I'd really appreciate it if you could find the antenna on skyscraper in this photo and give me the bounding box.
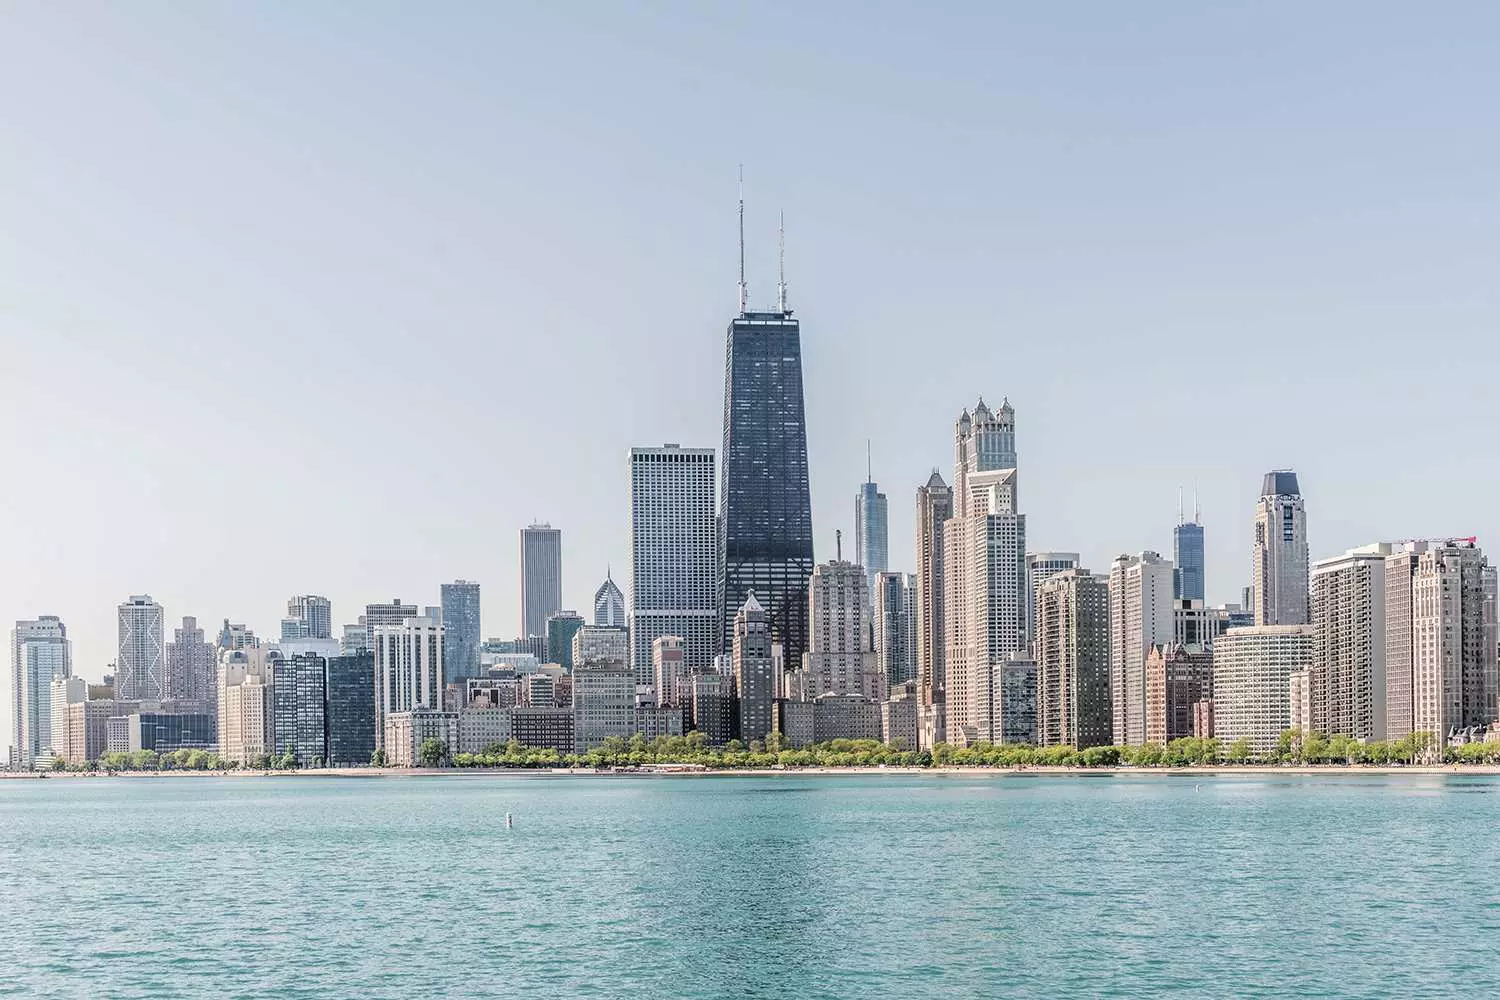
[867,439,872,483]
[1194,481,1201,524]
[836,529,843,562]
[1177,486,1184,526]
[738,165,748,314]
[778,210,788,313]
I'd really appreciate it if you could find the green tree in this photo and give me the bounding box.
[370,748,387,768]
[1227,738,1253,764]
[418,738,449,768]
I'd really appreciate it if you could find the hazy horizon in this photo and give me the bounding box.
[5,3,1499,749]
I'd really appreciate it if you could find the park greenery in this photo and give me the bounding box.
[41,728,1499,773]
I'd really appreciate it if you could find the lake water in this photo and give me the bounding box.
[1,772,1498,998]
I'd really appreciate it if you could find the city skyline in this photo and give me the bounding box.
[6,5,1500,721]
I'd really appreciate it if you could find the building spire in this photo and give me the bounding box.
[1193,481,1202,524]
[737,165,748,314]
[777,210,788,313]
[1177,485,1184,526]
[867,439,872,484]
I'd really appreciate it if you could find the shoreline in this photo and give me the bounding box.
[7,764,1500,780]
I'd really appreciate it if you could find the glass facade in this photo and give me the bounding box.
[545,612,585,670]
[1173,522,1205,602]
[272,653,328,765]
[855,480,889,598]
[717,311,815,669]
[440,580,482,685]
[326,653,375,765]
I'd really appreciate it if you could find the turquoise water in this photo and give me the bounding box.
[2,773,1498,999]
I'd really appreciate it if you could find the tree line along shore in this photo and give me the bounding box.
[30,729,1500,774]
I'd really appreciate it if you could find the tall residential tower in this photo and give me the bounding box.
[1253,471,1309,626]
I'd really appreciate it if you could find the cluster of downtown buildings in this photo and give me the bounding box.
[11,220,1500,771]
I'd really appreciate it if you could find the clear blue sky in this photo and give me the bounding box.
[3,3,1498,717]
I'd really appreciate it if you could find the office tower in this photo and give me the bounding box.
[282,595,332,641]
[944,398,1026,746]
[520,524,563,639]
[855,456,889,598]
[593,572,626,628]
[545,611,585,670]
[1310,543,1392,742]
[11,617,71,768]
[1026,552,1080,654]
[1172,599,1230,648]
[1173,493,1205,601]
[652,635,687,708]
[372,616,444,752]
[1213,625,1316,757]
[1035,569,1112,749]
[716,198,814,673]
[572,625,628,668]
[165,616,215,706]
[440,580,482,686]
[914,471,953,748]
[271,653,328,766]
[995,656,1037,745]
[733,593,773,745]
[571,661,635,753]
[362,599,416,654]
[794,559,884,702]
[1253,471,1310,626]
[117,595,165,702]
[218,649,274,766]
[1109,552,1175,746]
[326,652,376,765]
[1384,540,1498,745]
[630,445,717,686]
[1144,644,1213,745]
[873,572,916,689]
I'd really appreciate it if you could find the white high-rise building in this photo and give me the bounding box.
[1026,552,1080,656]
[1310,543,1392,742]
[652,635,688,709]
[592,573,626,628]
[572,625,629,668]
[520,524,563,639]
[1214,625,1316,757]
[943,398,1027,746]
[11,617,71,768]
[914,470,953,749]
[794,560,884,702]
[1385,540,1498,746]
[218,648,274,766]
[1253,471,1309,626]
[1108,552,1175,746]
[372,616,444,751]
[629,445,716,686]
[117,595,165,702]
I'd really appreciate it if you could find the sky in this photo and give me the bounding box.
[3,3,1499,746]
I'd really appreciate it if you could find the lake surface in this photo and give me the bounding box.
[1,772,1498,998]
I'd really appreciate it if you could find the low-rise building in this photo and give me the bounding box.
[511,707,573,755]
[384,710,459,767]
[778,693,884,748]
[635,705,686,740]
[457,706,513,754]
[572,662,635,753]
[882,680,920,750]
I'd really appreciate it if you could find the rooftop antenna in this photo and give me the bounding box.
[1193,481,1202,524]
[737,165,748,314]
[867,439,873,484]
[1177,486,1184,526]
[777,210,788,313]
[836,529,843,562]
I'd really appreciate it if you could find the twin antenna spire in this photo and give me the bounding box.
[737,166,788,315]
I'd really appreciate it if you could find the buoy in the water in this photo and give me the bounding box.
[505,812,513,829]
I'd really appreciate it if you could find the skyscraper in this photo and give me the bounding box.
[914,471,953,749]
[855,453,889,598]
[944,398,1026,746]
[1253,471,1309,626]
[593,572,626,627]
[326,652,376,766]
[791,559,883,702]
[272,653,328,766]
[440,580,482,686]
[545,610,585,670]
[630,445,717,686]
[520,524,563,639]
[1025,552,1080,656]
[362,598,416,655]
[11,617,70,768]
[165,616,216,707]
[117,595,165,702]
[1173,502,1206,603]
[1384,540,1497,746]
[1310,543,1392,742]
[282,595,332,641]
[372,616,444,752]
[1109,552,1175,746]
[717,192,814,673]
[1214,625,1316,757]
[873,571,916,689]
[217,648,274,766]
[1034,569,1111,749]
[733,593,774,745]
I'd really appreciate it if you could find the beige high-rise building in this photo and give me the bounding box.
[218,648,274,765]
[1288,669,1311,735]
[944,398,1026,746]
[1253,471,1309,626]
[1034,569,1111,749]
[1384,540,1497,746]
[651,635,687,708]
[914,471,953,749]
[794,560,883,702]
[1109,552,1175,746]
[1213,625,1315,757]
[572,625,628,668]
[1310,543,1391,741]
